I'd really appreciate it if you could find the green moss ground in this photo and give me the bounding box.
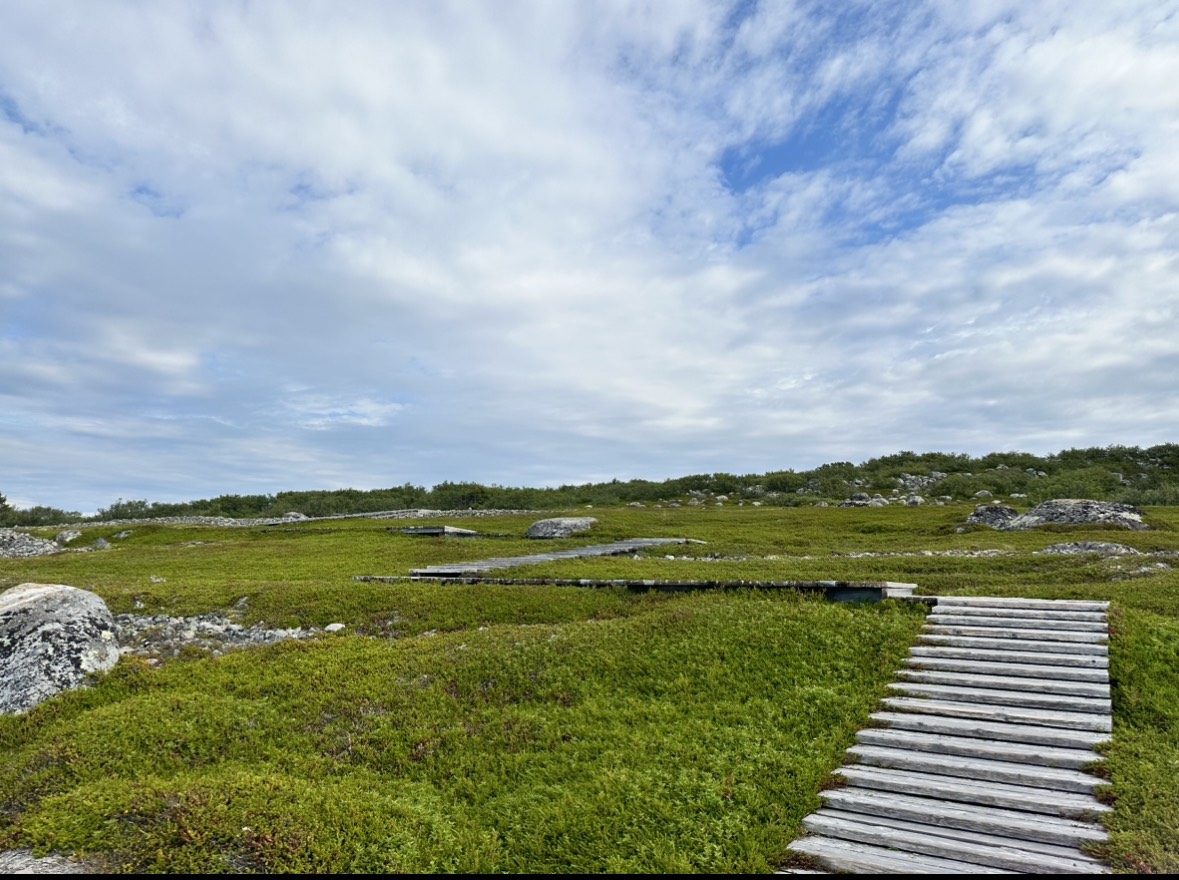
[2,503,1178,871]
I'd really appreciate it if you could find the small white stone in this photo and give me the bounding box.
[324,623,346,633]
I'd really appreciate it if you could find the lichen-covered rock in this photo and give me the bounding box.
[967,504,1019,529]
[54,530,83,545]
[0,584,119,714]
[1007,499,1149,531]
[1037,542,1142,556]
[0,529,62,559]
[526,517,598,539]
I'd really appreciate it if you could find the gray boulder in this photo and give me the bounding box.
[55,530,83,545]
[1006,499,1149,531]
[0,584,119,714]
[967,504,1019,529]
[526,517,598,539]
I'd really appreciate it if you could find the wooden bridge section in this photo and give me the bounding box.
[788,595,1113,873]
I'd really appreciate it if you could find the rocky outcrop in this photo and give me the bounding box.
[0,584,120,714]
[966,504,1019,529]
[1037,542,1142,556]
[0,529,62,559]
[967,499,1150,532]
[1006,499,1149,531]
[114,611,341,660]
[526,517,598,539]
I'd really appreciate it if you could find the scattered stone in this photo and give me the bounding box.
[866,498,889,507]
[1110,562,1172,580]
[93,538,110,551]
[974,490,993,499]
[115,611,325,659]
[112,530,133,540]
[54,530,82,545]
[905,495,925,506]
[324,623,346,633]
[1037,542,1142,556]
[966,504,1019,529]
[282,511,308,520]
[0,529,62,559]
[525,517,599,539]
[0,584,120,715]
[895,472,947,492]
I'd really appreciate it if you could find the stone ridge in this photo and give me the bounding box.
[37,508,543,530]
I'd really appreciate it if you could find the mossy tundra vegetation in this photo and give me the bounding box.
[2,457,1179,872]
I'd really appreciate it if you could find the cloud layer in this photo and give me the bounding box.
[2,1,1177,512]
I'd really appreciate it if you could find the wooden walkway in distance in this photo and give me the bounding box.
[787,595,1113,874]
[407,538,696,577]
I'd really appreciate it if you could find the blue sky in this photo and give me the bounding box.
[2,0,1177,513]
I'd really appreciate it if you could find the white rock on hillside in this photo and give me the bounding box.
[0,584,120,715]
[526,517,598,539]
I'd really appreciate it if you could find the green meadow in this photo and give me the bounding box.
[2,503,1178,872]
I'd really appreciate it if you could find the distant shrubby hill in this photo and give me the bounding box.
[3,444,1178,526]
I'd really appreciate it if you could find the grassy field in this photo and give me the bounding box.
[1,503,1177,872]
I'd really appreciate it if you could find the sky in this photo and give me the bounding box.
[2,0,1178,514]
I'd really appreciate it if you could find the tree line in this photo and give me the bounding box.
[2,443,1177,526]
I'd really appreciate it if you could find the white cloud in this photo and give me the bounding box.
[0,1,1176,511]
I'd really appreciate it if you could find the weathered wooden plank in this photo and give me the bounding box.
[847,744,1104,792]
[815,808,1106,862]
[804,812,1108,873]
[820,788,1108,847]
[935,597,1109,611]
[836,765,1111,818]
[887,681,1111,713]
[881,697,1112,731]
[918,634,1107,655]
[854,727,1102,769]
[870,711,1110,748]
[908,645,1108,668]
[902,654,1109,681]
[788,836,1015,874]
[928,614,1107,632]
[923,625,1107,644]
[895,669,1110,698]
[928,607,1108,623]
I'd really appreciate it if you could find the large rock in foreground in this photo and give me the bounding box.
[0,584,119,714]
[526,517,598,539]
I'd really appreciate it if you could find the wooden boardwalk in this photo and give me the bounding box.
[788,596,1112,874]
[408,538,695,577]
